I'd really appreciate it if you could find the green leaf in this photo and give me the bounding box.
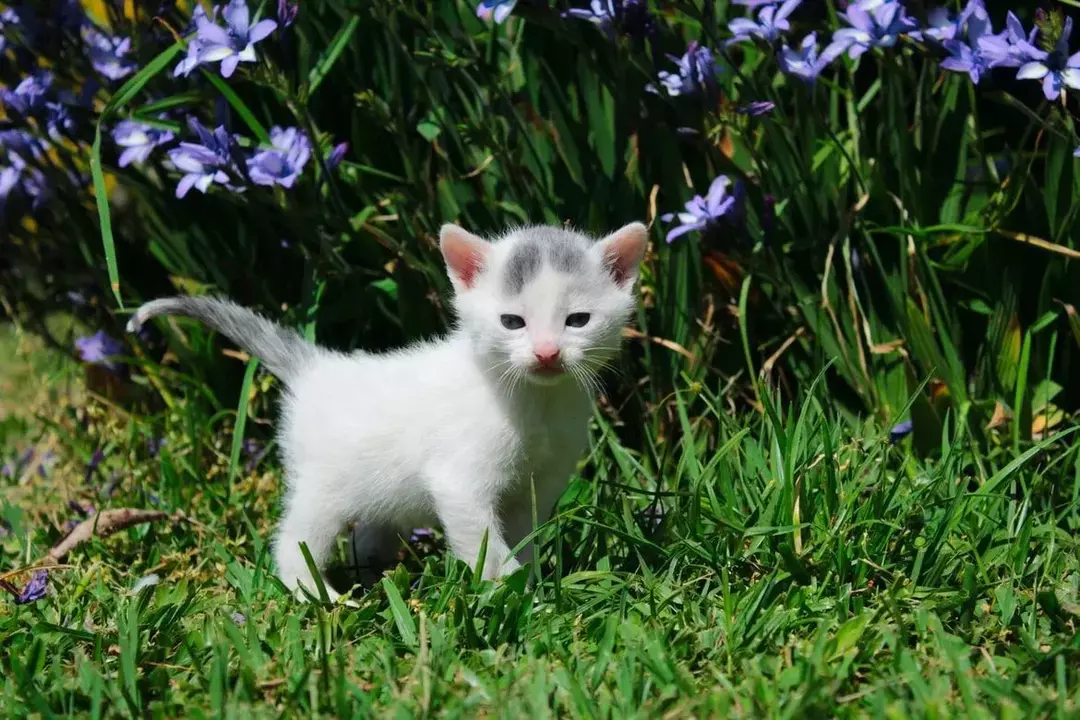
[90,40,184,307]
[203,72,270,144]
[830,612,871,661]
[380,577,417,648]
[228,357,261,490]
[417,119,442,142]
[307,15,361,97]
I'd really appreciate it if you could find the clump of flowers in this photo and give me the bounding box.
[167,118,244,198]
[174,0,278,78]
[824,1,920,60]
[1017,13,1080,101]
[82,26,136,81]
[76,331,127,372]
[476,0,517,24]
[563,0,655,41]
[112,120,175,167]
[661,175,743,243]
[650,42,723,96]
[247,126,311,188]
[727,0,800,45]
[779,32,830,83]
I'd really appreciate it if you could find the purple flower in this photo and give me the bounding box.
[941,38,990,83]
[824,1,920,61]
[247,126,311,188]
[917,7,960,44]
[738,100,775,116]
[167,118,239,198]
[14,570,47,605]
[889,419,913,443]
[37,450,57,478]
[0,72,52,117]
[76,331,126,370]
[1,447,35,479]
[779,32,830,83]
[978,12,1041,69]
[661,175,741,243]
[564,1,619,37]
[1074,146,1080,158]
[83,26,136,81]
[147,436,166,457]
[326,141,348,170]
[650,42,722,96]
[84,447,105,483]
[727,0,800,45]
[112,120,175,167]
[179,0,277,78]
[409,528,435,543]
[1016,18,1077,101]
[277,0,298,28]
[243,438,268,470]
[0,7,19,54]
[0,150,49,214]
[231,611,247,625]
[45,102,76,141]
[476,0,517,23]
[174,5,216,77]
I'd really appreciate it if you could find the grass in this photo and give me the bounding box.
[1,324,1079,718]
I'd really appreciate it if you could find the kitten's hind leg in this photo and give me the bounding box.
[345,523,404,588]
[273,489,347,603]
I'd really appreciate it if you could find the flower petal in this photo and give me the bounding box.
[221,55,241,77]
[191,173,215,193]
[223,0,250,36]
[249,19,277,43]
[1017,62,1049,81]
[199,44,235,63]
[1062,68,1080,91]
[665,222,703,244]
[1042,73,1061,101]
[175,173,198,198]
[197,22,232,46]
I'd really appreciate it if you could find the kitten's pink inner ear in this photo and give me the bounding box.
[440,224,488,289]
[600,222,648,287]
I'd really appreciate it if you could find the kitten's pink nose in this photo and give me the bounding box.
[533,345,561,367]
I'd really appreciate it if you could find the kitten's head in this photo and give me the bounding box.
[439,222,647,389]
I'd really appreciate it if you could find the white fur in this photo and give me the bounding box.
[136,222,647,602]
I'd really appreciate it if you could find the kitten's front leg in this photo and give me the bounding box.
[431,471,520,580]
[501,471,571,572]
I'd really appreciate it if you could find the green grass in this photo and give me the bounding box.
[1,332,1079,718]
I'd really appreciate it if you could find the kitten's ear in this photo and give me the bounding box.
[596,222,648,287]
[440,224,489,290]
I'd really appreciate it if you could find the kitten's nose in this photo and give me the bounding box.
[533,345,561,367]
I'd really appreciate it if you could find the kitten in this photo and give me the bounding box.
[127,222,647,601]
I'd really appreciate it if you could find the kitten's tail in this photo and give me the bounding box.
[126,296,317,383]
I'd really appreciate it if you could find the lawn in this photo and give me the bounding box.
[5,0,1080,716]
[2,322,1078,718]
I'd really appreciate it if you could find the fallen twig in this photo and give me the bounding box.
[44,508,172,565]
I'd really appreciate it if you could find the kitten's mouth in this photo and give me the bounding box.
[530,365,565,377]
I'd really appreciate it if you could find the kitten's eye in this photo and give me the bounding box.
[565,313,591,328]
[500,314,526,330]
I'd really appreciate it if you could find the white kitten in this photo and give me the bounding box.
[127,222,647,601]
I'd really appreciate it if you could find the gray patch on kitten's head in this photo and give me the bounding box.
[503,227,589,295]
[504,241,543,295]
